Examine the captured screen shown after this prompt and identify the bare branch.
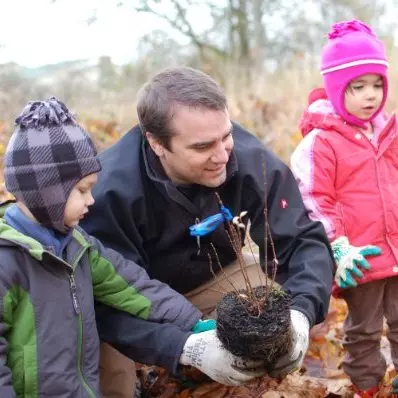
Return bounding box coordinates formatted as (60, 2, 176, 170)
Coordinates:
(133, 0, 227, 58)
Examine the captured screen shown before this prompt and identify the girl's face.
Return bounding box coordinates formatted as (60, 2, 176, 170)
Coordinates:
(344, 74, 384, 120)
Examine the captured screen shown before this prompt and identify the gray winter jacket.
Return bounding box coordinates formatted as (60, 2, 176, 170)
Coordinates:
(0, 202, 201, 397)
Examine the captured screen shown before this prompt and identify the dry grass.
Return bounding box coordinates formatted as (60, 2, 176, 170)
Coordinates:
(2, 53, 398, 166)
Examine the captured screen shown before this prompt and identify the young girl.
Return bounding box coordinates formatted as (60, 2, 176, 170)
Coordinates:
(291, 20, 398, 397)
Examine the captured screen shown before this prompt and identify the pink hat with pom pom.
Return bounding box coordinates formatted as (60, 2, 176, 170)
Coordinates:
(321, 19, 389, 127)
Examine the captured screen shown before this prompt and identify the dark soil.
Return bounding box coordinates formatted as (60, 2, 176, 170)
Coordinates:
(216, 285, 292, 368)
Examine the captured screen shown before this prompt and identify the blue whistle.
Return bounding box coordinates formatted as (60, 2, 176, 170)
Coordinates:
(189, 206, 233, 237)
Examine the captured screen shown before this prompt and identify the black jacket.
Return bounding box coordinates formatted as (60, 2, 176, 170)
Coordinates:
(84, 122, 334, 372)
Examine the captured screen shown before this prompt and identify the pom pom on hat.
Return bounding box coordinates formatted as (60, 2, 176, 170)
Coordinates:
(327, 19, 376, 40)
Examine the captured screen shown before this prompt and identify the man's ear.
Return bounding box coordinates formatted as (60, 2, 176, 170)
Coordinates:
(146, 132, 165, 157)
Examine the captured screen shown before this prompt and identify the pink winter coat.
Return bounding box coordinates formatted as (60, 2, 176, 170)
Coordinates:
(291, 89, 398, 296)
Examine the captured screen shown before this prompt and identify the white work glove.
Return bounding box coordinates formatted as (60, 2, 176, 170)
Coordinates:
(269, 309, 310, 378)
(179, 329, 266, 386)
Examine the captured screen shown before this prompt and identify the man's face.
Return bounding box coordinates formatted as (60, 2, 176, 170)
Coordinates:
(148, 106, 234, 188)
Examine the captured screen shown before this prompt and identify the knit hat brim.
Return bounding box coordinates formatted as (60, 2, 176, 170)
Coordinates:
(5, 157, 101, 233)
(4, 98, 102, 234)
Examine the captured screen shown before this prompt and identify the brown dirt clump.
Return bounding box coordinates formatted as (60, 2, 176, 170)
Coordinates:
(216, 285, 292, 368)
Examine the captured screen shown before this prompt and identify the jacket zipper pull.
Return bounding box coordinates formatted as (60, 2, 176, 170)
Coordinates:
(68, 274, 81, 315)
(195, 217, 201, 255)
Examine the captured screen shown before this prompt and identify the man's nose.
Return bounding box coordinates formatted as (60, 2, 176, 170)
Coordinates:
(211, 143, 230, 164)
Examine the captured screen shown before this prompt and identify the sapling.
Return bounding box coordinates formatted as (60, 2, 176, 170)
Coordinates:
(212, 179, 293, 368)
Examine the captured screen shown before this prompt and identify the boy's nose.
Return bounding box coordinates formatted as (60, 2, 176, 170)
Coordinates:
(87, 194, 95, 206)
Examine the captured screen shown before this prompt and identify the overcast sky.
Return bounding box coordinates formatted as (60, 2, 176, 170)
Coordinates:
(0, 0, 191, 67)
(2, 0, 396, 69)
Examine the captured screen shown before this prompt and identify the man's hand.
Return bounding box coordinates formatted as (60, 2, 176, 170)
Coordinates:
(331, 236, 381, 288)
(179, 330, 266, 386)
(269, 310, 310, 378)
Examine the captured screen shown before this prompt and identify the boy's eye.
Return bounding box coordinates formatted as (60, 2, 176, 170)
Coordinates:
(78, 188, 87, 194)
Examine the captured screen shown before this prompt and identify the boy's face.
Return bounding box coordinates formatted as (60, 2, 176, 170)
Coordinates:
(64, 173, 98, 229)
(344, 73, 384, 120)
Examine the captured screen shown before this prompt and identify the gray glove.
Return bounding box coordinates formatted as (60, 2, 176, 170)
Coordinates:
(179, 329, 266, 386)
(269, 309, 310, 378)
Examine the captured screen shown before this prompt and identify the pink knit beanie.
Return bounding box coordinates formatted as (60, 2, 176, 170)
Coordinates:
(320, 19, 388, 127)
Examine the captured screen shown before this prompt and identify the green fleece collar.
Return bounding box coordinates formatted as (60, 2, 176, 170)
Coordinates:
(0, 201, 44, 260)
(0, 217, 44, 261)
(0, 201, 91, 264)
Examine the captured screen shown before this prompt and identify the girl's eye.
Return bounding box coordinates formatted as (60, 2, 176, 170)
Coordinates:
(78, 189, 87, 194)
(352, 85, 363, 90)
(375, 84, 383, 89)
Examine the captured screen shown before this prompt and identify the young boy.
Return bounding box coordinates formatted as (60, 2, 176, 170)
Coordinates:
(0, 97, 206, 397)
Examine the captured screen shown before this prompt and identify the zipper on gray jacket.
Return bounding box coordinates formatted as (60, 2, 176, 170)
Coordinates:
(43, 249, 86, 316)
(68, 273, 81, 315)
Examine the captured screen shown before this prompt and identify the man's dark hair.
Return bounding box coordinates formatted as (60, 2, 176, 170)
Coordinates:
(137, 66, 227, 150)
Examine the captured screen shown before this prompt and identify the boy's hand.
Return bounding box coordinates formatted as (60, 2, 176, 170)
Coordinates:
(331, 236, 381, 288)
(392, 375, 398, 393)
(192, 319, 216, 333)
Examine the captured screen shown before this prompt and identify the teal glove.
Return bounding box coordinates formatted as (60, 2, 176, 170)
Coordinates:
(331, 236, 381, 289)
(192, 319, 216, 333)
(392, 375, 398, 393)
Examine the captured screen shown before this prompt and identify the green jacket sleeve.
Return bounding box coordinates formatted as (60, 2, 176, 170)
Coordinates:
(85, 231, 201, 331)
(0, 266, 18, 397)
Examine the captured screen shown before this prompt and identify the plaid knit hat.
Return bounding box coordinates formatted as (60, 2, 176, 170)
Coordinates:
(4, 97, 102, 233)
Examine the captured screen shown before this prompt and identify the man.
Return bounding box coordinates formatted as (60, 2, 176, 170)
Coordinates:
(82, 66, 334, 397)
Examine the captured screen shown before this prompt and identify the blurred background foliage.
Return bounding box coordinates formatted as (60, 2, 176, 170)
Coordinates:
(2, 4, 398, 394)
(1, 0, 398, 195)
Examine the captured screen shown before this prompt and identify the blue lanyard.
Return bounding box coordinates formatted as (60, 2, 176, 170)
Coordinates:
(189, 206, 233, 237)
